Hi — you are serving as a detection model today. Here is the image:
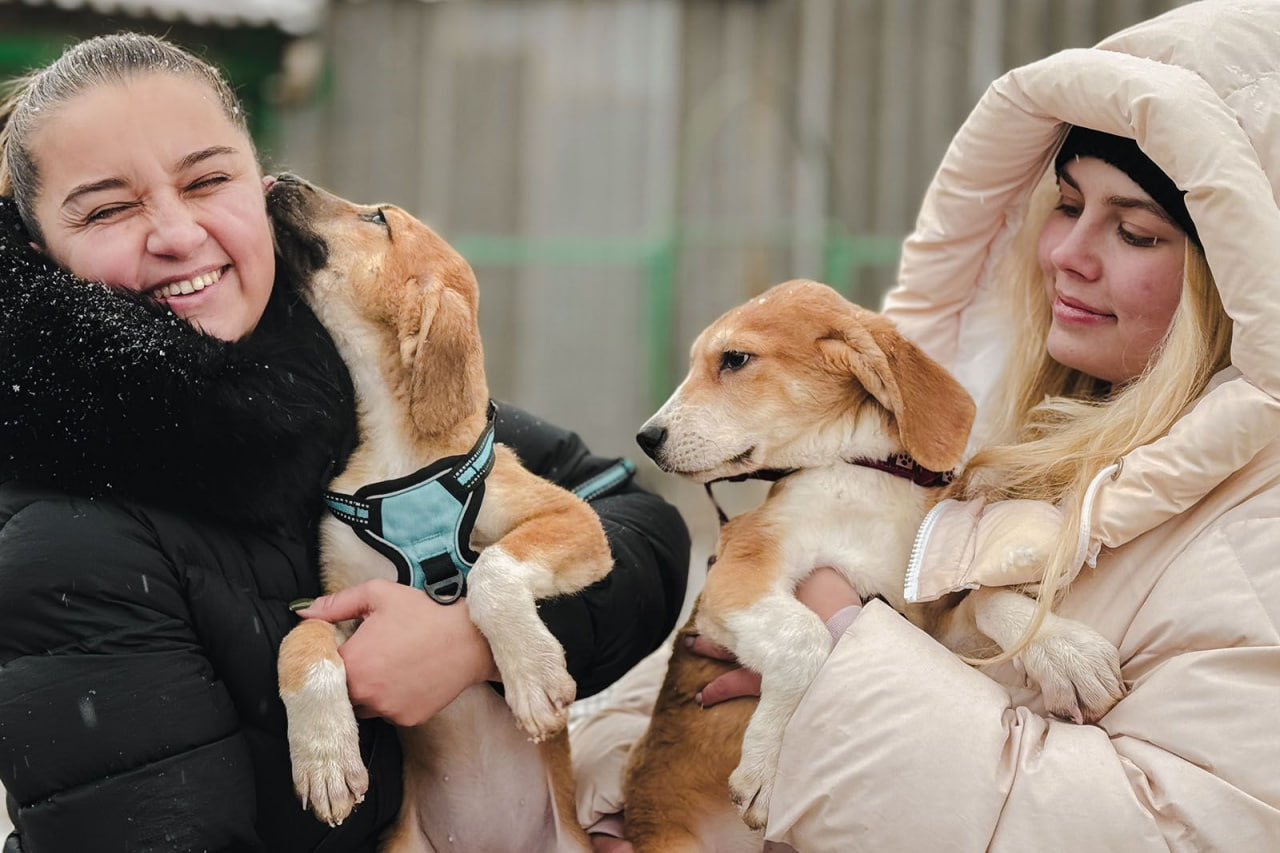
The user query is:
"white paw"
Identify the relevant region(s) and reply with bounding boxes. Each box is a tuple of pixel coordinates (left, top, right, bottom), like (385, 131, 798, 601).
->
(292, 743, 369, 827)
(728, 758, 774, 831)
(504, 656, 577, 742)
(283, 658, 368, 826)
(1018, 617, 1124, 724)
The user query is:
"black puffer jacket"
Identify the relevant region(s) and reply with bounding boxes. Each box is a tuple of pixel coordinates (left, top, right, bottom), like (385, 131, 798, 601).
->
(0, 198, 689, 852)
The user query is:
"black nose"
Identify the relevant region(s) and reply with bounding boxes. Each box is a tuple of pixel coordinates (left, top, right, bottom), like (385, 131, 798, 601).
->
(635, 425, 667, 459)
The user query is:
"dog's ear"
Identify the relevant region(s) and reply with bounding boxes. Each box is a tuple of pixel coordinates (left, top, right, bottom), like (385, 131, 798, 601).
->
(819, 308, 975, 472)
(397, 266, 485, 436)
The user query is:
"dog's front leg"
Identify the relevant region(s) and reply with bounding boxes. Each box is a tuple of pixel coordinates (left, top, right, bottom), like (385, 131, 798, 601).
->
(469, 452, 614, 742)
(699, 527, 832, 831)
(969, 587, 1124, 723)
(278, 618, 368, 826)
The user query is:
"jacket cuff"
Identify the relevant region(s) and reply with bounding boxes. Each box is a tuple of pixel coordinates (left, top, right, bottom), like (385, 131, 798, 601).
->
(905, 498, 1066, 603)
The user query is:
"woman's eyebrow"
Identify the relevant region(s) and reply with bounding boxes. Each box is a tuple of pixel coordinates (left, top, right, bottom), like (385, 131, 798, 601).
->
(1106, 194, 1176, 224)
(62, 177, 127, 209)
(175, 145, 238, 172)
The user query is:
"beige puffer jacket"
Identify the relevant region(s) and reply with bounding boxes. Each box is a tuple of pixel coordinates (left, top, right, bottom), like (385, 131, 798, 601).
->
(573, 2, 1280, 850)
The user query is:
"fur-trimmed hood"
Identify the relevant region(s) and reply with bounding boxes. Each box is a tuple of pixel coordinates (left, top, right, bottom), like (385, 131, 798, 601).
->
(0, 196, 356, 529)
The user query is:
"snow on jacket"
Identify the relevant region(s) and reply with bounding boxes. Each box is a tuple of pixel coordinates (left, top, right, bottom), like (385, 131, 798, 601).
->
(0, 196, 691, 853)
(766, 2, 1280, 850)
(571, 3, 1280, 851)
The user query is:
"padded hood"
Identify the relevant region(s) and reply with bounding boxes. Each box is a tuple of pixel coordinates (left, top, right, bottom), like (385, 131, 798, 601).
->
(883, 0, 1280, 552)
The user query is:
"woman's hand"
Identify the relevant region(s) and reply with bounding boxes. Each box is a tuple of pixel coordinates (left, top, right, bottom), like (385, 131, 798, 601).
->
(297, 578, 500, 726)
(794, 566, 864, 622)
(691, 567, 862, 707)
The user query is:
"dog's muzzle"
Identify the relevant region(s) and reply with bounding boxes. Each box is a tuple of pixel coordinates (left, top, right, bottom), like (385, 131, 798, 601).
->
(267, 174, 330, 278)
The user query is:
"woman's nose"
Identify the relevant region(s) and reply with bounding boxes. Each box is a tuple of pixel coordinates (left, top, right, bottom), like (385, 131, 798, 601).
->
(1048, 221, 1101, 281)
(145, 203, 207, 258)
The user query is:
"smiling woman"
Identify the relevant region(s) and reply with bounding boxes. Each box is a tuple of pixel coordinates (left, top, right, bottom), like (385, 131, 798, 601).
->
(571, 4, 1278, 851)
(20, 74, 275, 341)
(1037, 127, 1196, 385)
(0, 32, 689, 853)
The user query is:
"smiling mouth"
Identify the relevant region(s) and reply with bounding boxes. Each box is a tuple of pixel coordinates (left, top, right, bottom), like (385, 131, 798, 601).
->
(154, 266, 227, 300)
(1055, 295, 1111, 317)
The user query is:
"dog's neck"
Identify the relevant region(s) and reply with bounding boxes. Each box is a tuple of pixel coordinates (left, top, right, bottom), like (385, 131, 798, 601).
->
(766, 404, 902, 473)
(330, 323, 489, 485)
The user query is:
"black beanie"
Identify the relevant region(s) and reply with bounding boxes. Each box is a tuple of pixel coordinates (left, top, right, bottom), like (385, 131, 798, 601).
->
(1054, 126, 1200, 247)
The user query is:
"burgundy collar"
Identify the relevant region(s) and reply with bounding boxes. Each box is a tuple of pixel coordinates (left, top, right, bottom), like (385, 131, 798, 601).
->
(844, 453, 955, 488)
(704, 453, 952, 528)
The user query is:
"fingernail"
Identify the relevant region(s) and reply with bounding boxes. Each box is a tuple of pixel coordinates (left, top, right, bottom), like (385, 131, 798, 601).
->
(694, 691, 704, 707)
(289, 597, 316, 612)
(683, 634, 695, 648)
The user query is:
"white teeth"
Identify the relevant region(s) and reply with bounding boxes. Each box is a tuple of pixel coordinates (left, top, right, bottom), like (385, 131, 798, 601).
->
(155, 267, 224, 299)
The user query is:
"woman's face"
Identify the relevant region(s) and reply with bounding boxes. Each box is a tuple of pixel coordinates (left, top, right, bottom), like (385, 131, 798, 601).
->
(29, 73, 274, 341)
(1037, 157, 1187, 385)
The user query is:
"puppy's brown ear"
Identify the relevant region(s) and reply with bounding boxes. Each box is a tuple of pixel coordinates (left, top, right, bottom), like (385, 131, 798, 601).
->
(398, 266, 485, 436)
(819, 308, 975, 472)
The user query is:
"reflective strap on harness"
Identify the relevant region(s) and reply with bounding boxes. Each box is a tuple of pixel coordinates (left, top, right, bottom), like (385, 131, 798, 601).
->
(572, 458, 636, 501)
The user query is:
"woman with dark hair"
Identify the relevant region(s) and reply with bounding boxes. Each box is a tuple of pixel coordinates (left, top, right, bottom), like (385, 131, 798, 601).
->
(0, 33, 689, 852)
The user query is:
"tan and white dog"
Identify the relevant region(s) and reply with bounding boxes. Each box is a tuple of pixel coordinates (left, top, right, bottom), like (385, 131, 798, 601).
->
(625, 280, 1123, 850)
(268, 175, 611, 851)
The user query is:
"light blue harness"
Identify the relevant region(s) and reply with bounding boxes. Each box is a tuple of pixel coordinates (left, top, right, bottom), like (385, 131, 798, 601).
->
(323, 402, 636, 605)
(323, 403, 497, 604)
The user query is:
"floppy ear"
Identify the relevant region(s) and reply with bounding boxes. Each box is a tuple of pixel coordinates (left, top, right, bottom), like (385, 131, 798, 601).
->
(397, 267, 486, 436)
(819, 308, 975, 472)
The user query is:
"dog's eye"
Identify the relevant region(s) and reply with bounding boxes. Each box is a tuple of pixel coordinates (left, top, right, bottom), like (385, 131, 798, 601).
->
(719, 351, 751, 372)
(361, 208, 388, 227)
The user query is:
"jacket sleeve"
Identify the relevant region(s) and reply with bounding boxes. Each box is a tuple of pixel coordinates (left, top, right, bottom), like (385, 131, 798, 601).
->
(493, 404, 691, 698)
(766, 524, 1280, 853)
(905, 497, 1069, 603)
(0, 498, 264, 853)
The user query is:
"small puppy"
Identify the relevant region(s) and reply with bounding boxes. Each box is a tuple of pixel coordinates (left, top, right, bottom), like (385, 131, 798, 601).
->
(269, 175, 611, 851)
(625, 280, 1123, 849)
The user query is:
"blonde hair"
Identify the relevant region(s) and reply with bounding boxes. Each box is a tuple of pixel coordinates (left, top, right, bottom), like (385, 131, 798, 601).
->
(0, 33, 249, 244)
(951, 175, 1232, 663)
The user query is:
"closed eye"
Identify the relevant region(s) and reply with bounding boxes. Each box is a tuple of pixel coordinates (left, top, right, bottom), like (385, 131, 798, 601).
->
(186, 174, 230, 193)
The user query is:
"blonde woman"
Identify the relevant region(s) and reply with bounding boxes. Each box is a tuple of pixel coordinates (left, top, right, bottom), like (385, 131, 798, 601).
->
(576, 2, 1280, 850)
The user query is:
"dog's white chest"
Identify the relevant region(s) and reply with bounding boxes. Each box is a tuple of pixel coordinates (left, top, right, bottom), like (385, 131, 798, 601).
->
(768, 467, 928, 603)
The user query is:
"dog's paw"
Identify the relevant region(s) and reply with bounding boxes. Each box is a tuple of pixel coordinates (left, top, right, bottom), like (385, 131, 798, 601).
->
(505, 664, 577, 742)
(291, 741, 369, 827)
(1018, 616, 1124, 724)
(728, 759, 774, 830)
(282, 657, 368, 826)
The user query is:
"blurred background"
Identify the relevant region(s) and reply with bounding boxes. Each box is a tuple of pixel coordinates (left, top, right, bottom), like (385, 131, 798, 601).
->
(0, 2, 1191, 803)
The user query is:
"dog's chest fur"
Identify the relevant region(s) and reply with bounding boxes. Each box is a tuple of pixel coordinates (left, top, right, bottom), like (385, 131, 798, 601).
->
(763, 464, 929, 608)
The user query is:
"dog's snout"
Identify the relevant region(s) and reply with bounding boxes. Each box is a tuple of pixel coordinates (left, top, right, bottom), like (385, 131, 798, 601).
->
(636, 424, 668, 459)
(274, 172, 310, 189)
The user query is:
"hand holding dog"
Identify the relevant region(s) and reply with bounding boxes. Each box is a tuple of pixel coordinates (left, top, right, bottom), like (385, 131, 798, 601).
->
(693, 567, 863, 706)
(299, 579, 501, 726)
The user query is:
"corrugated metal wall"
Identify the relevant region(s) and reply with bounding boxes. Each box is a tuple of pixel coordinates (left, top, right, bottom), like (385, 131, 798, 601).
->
(273, 0, 1188, 568)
